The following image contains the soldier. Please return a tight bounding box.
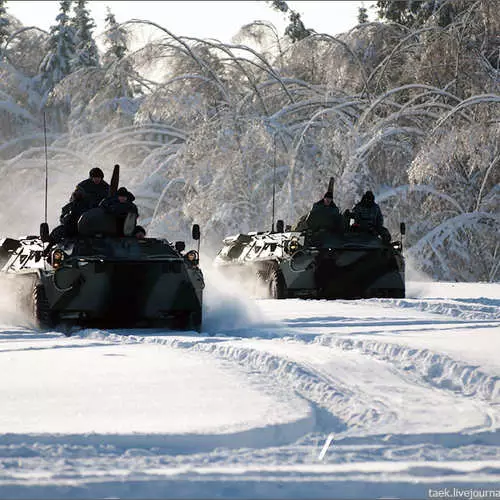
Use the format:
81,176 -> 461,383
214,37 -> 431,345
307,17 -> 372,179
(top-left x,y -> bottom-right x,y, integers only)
100,187 -> 139,236
100,187 -> 138,216
305,190 -> 344,242
59,167 -> 110,237
134,225 -> 146,239
59,196 -> 88,237
71,167 -> 110,210
351,190 -> 391,242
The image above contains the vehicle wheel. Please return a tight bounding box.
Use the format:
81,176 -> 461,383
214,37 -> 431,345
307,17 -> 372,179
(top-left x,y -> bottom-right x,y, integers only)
174,311 -> 202,332
32,283 -> 57,329
269,269 -> 287,299
254,270 -> 268,298
189,311 -> 202,333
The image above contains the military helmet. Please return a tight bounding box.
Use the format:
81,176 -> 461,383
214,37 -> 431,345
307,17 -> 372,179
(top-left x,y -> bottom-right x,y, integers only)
89,167 -> 104,179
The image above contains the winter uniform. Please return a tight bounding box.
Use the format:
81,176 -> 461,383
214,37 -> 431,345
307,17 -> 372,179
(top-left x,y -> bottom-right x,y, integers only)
305,192 -> 344,243
99,187 -> 139,236
59,196 -> 89,237
99,187 -> 138,217
72,177 -> 110,210
352,191 -> 391,242
59,169 -> 110,237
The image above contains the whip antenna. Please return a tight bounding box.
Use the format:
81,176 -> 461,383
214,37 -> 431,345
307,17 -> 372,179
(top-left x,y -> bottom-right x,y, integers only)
271,133 -> 276,232
43,112 -> 49,224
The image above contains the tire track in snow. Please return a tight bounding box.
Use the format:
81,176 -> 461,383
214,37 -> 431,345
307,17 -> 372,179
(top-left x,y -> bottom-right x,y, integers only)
75,330 -> 381,434
316,336 -> 500,404
374,297 -> 500,321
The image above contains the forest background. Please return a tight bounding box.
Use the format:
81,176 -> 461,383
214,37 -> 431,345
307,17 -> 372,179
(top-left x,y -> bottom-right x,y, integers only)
0,0 -> 498,282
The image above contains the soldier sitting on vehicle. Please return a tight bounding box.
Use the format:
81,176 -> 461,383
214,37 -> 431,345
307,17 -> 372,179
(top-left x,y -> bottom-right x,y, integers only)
100,187 -> 139,236
71,167 -> 110,210
350,190 -> 391,243
56,168 -> 110,238
134,225 -> 146,239
59,191 -> 89,238
304,190 -> 344,244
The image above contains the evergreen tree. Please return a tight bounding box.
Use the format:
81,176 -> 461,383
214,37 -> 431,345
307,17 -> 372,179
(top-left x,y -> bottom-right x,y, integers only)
268,0 -> 311,42
269,0 -> 288,13
358,5 -> 369,24
38,0 -> 76,97
71,0 -> 99,69
284,11 -> 311,43
100,5 -> 135,102
376,0 -> 457,28
0,0 -> 10,53
102,6 -> 127,66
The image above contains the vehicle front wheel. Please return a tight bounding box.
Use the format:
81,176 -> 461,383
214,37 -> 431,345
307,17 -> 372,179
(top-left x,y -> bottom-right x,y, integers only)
32,283 -> 58,329
174,311 -> 202,332
269,269 -> 287,299
188,310 -> 202,333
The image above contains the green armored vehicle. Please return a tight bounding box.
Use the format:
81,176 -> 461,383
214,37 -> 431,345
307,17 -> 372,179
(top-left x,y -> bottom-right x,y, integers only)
0,166 -> 204,332
214,182 -> 405,300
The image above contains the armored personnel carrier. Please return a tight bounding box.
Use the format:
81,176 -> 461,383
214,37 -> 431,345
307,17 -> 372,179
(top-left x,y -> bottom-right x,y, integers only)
0,166 -> 204,331
214,181 -> 405,300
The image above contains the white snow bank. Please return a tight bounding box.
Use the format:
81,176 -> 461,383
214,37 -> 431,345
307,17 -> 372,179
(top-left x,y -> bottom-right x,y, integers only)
0,327 -> 313,444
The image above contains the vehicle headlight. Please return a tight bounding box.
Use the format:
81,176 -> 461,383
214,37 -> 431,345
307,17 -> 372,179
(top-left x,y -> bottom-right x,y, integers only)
392,241 -> 402,251
52,249 -> 65,268
288,238 -> 300,254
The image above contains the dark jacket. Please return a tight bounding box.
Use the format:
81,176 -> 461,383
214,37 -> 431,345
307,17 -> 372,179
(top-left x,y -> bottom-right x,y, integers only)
352,199 -> 384,232
99,192 -> 138,217
72,178 -> 110,209
305,199 -> 343,234
59,197 -> 89,237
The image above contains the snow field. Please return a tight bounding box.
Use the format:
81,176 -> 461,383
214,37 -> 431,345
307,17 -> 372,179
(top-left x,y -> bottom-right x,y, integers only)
0,281 -> 498,498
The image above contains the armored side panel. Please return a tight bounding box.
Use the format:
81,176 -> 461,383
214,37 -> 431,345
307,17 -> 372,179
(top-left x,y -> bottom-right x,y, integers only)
0,238 -> 21,268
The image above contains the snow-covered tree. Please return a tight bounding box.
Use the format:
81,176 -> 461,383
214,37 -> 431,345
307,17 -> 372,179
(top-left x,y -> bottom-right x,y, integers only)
37,0 -> 76,101
358,5 -> 369,24
268,0 -> 311,42
0,0 -> 10,54
0,6 -> 498,281
376,0 -> 458,28
102,6 -> 127,66
71,0 -> 99,69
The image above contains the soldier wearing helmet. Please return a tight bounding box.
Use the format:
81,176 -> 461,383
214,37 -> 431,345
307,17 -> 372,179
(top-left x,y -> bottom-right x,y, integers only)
59,168 -> 110,237
70,167 -> 110,209
351,190 -> 391,242
305,190 -> 344,238
99,187 -> 139,236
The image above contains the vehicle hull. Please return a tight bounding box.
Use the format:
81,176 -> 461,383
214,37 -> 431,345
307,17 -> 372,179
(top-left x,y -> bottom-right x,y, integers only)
215,230 -> 405,300
40,260 -> 203,328
1,236 -> 204,331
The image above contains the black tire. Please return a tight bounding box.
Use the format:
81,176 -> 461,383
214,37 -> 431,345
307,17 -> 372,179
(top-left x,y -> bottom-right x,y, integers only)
174,311 -> 202,332
254,270 -> 268,298
390,288 -> 405,298
269,269 -> 287,299
187,310 -> 202,333
32,283 -> 57,329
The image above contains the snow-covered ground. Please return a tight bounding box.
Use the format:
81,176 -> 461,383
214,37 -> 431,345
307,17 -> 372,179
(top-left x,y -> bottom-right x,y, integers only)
0,278 -> 499,499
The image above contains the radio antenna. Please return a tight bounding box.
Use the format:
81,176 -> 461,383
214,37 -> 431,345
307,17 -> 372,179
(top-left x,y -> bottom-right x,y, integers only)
271,133 -> 277,232
43,112 -> 49,224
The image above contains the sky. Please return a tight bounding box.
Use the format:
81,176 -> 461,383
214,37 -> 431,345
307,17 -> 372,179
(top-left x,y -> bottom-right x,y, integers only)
7,1 -> 377,43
